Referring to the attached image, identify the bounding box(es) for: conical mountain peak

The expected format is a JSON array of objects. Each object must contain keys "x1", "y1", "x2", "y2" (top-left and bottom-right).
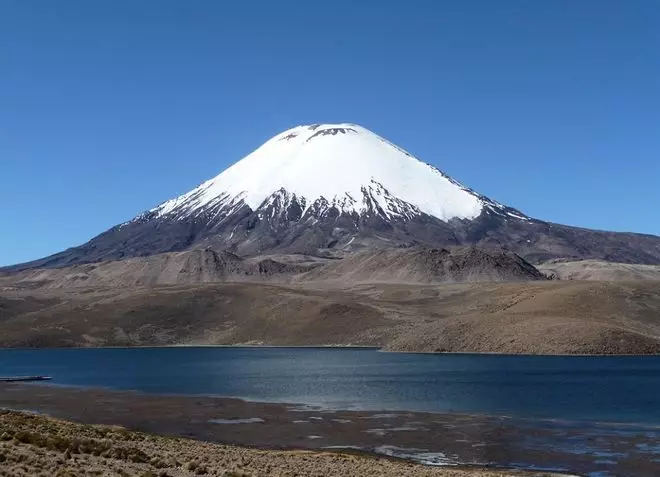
[
  {"x1": 10, "y1": 123, "x2": 660, "y2": 270},
  {"x1": 150, "y1": 123, "x2": 487, "y2": 222}
]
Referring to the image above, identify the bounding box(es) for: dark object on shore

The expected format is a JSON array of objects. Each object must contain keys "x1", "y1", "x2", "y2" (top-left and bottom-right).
[{"x1": 0, "y1": 376, "x2": 52, "y2": 382}]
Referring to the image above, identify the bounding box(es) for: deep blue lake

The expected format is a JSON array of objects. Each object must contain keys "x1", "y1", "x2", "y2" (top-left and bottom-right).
[{"x1": 1, "y1": 347, "x2": 659, "y2": 424}]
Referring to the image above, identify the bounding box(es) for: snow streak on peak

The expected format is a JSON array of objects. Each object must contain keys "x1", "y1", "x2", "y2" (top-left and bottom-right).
[{"x1": 149, "y1": 123, "x2": 487, "y2": 222}]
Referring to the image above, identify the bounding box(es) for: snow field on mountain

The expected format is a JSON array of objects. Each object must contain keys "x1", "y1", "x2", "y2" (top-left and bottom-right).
[{"x1": 152, "y1": 124, "x2": 484, "y2": 221}]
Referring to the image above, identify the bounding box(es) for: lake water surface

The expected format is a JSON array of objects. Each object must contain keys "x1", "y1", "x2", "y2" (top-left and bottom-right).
[{"x1": 1, "y1": 347, "x2": 659, "y2": 424}]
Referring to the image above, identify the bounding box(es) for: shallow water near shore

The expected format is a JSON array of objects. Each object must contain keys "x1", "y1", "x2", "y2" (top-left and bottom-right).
[{"x1": 1, "y1": 347, "x2": 660, "y2": 476}]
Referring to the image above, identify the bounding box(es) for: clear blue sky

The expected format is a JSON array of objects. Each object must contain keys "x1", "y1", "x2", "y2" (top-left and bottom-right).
[{"x1": 1, "y1": 0, "x2": 659, "y2": 266}]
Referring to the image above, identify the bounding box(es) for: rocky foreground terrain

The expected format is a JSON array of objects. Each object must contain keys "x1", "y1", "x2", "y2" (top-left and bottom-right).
[{"x1": 0, "y1": 410, "x2": 556, "y2": 477}]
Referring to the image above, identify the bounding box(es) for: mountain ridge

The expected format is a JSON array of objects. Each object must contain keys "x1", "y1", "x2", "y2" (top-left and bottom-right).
[
  {"x1": 296, "y1": 246, "x2": 547, "y2": 284},
  {"x1": 6, "y1": 123, "x2": 660, "y2": 270},
  {"x1": 1, "y1": 246, "x2": 548, "y2": 290}
]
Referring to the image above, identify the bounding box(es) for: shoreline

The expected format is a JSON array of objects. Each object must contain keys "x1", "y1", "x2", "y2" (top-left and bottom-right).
[
  {"x1": 1, "y1": 383, "x2": 658, "y2": 476},
  {"x1": 14, "y1": 380, "x2": 659, "y2": 429},
  {"x1": 2, "y1": 344, "x2": 659, "y2": 357},
  {"x1": 0, "y1": 409, "x2": 571, "y2": 477}
]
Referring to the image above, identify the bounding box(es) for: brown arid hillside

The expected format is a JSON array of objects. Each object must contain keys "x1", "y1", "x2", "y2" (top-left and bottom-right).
[
  {"x1": 1, "y1": 245, "x2": 659, "y2": 354},
  {"x1": 538, "y1": 259, "x2": 660, "y2": 281},
  {"x1": 296, "y1": 246, "x2": 547, "y2": 284},
  {"x1": 3, "y1": 248, "x2": 315, "y2": 290},
  {"x1": 376, "y1": 280, "x2": 660, "y2": 354},
  {"x1": 0, "y1": 278, "x2": 659, "y2": 354},
  {"x1": 2, "y1": 246, "x2": 544, "y2": 291}
]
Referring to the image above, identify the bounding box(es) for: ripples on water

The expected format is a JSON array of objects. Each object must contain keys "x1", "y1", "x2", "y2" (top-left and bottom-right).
[{"x1": 1, "y1": 347, "x2": 659, "y2": 423}]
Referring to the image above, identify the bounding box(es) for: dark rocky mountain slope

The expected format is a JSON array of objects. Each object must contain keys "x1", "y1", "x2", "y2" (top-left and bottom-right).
[{"x1": 5, "y1": 123, "x2": 660, "y2": 271}]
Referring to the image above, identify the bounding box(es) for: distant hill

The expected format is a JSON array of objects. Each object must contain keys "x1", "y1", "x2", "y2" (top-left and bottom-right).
[
  {"x1": 3, "y1": 246, "x2": 548, "y2": 290},
  {"x1": 539, "y1": 259, "x2": 660, "y2": 281},
  {"x1": 4, "y1": 249, "x2": 313, "y2": 289},
  {"x1": 297, "y1": 246, "x2": 547, "y2": 284},
  {"x1": 1, "y1": 280, "x2": 659, "y2": 355}
]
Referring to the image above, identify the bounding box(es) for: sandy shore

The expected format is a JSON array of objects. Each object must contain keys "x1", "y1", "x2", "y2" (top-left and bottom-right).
[{"x1": 0, "y1": 410, "x2": 556, "y2": 477}]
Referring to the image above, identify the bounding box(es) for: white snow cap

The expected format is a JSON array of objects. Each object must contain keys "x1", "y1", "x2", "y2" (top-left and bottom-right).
[{"x1": 152, "y1": 123, "x2": 485, "y2": 221}]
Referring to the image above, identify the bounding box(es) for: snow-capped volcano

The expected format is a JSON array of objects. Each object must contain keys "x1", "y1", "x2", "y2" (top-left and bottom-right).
[
  {"x1": 10, "y1": 123, "x2": 660, "y2": 271},
  {"x1": 148, "y1": 123, "x2": 502, "y2": 224}
]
